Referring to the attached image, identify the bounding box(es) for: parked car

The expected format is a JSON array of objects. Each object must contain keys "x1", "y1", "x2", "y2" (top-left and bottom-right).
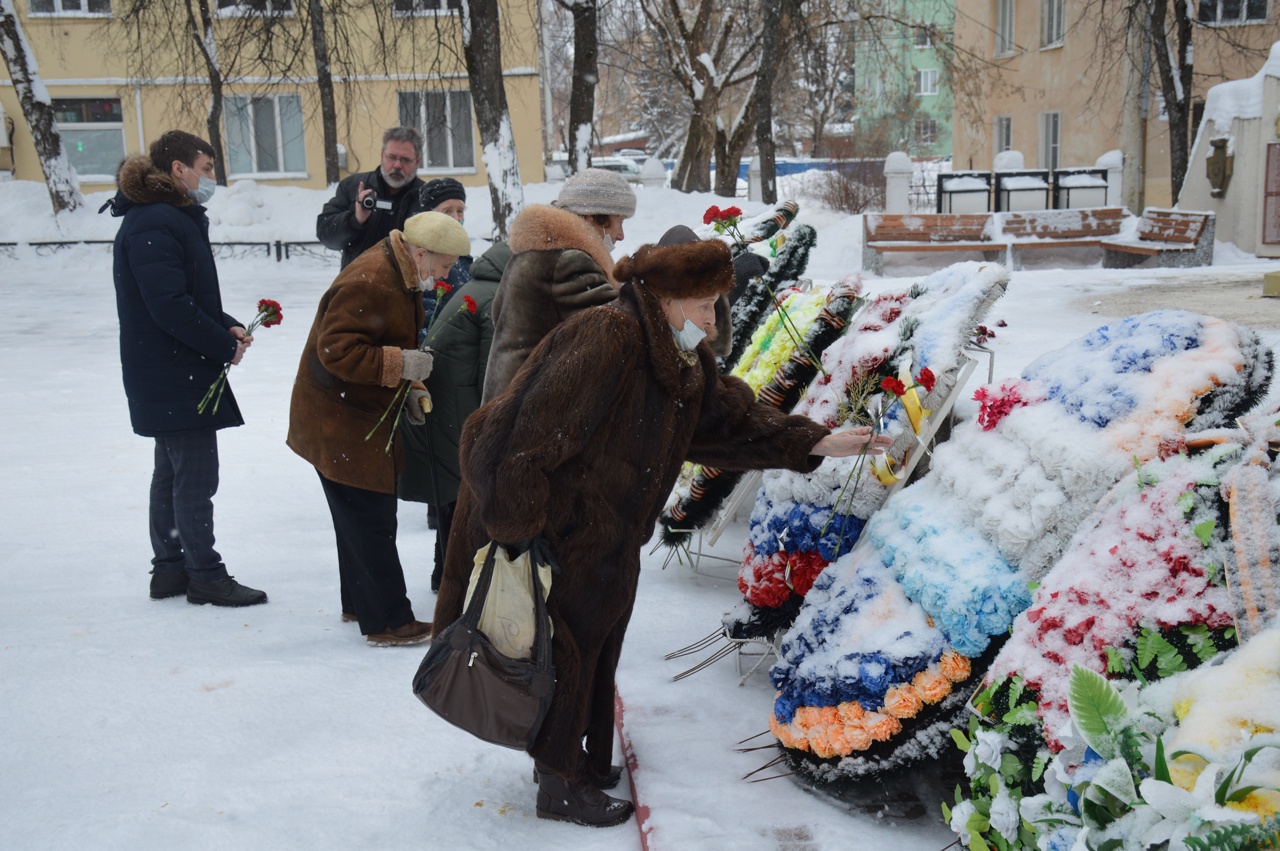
[{"x1": 592, "y1": 156, "x2": 642, "y2": 181}]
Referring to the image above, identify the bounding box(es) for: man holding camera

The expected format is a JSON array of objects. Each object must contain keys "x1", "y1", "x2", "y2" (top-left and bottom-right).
[{"x1": 317, "y1": 127, "x2": 429, "y2": 269}]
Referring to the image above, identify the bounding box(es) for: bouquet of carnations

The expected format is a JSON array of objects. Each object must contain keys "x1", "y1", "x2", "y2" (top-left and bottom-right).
[{"x1": 198, "y1": 298, "x2": 282, "y2": 415}]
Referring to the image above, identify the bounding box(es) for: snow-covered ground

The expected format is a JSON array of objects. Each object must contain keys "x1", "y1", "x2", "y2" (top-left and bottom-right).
[{"x1": 2, "y1": 176, "x2": 1279, "y2": 850}]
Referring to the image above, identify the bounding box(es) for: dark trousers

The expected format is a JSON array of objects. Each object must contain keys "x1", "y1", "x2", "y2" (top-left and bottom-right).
[
  {"x1": 432, "y1": 500, "x2": 456, "y2": 590},
  {"x1": 317, "y1": 472, "x2": 415, "y2": 635},
  {"x1": 150, "y1": 431, "x2": 227, "y2": 582}
]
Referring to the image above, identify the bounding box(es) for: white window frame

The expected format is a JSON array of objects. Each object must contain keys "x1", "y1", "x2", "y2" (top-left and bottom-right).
[
  {"x1": 52, "y1": 97, "x2": 125, "y2": 180},
  {"x1": 28, "y1": 0, "x2": 111, "y2": 16},
  {"x1": 994, "y1": 115, "x2": 1013, "y2": 154},
  {"x1": 1041, "y1": 0, "x2": 1065, "y2": 46},
  {"x1": 995, "y1": 0, "x2": 1016, "y2": 56},
  {"x1": 914, "y1": 25, "x2": 933, "y2": 48},
  {"x1": 224, "y1": 93, "x2": 308, "y2": 178},
  {"x1": 915, "y1": 68, "x2": 939, "y2": 96},
  {"x1": 398, "y1": 89, "x2": 477, "y2": 173},
  {"x1": 215, "y1": 0, "x2": 293, "y2": 16},
  {"x1": 1039, "y1": 111, "x2": 1061, "y2": 172},
  {"x1": 915, "y1": 116, "x2": 939, "y2": 146},
  {"x1": 1197, "y1": 0, "x2": 1268, "y2": 25},
  {"x1": 392, "y1": 0, "x2": 460, "y2": 17}
]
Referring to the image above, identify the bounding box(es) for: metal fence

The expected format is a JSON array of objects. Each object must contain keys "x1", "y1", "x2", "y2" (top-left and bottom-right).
[{"x1": 0, "y1": 240, "x2": 338, "y2": 263}]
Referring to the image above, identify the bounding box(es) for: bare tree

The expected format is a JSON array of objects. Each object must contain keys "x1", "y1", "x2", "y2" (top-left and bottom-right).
[
  {"x1": 638, "y1": 0, "x2": 761, "y2": 194},
  {"x1": 0, "y1": 0, "x2": 81, "y2": 211},
  {"x1": 459, "y1": 0, "x2": 525, "y2": 238},
  {"x1": 305, "y1": 0, "x2": 340, "y2": 185},
  {"x1": 551, "y1": 0, "x2": 598, "y2": 173},
  {"x1": 113, "y1": 0, "x2": 293, "y2": 184}
]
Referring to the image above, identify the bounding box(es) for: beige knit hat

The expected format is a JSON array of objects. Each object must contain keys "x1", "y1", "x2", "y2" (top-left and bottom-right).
[
  {"x1": 554, "y1": 167, "x2": 637, "y2": 218},
  {"x1": 402, "y1": 211, "x2": 470, "y2": 256}
]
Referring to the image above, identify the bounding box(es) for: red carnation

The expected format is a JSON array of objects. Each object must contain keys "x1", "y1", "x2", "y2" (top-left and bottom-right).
[
  {"x1": 880, "y1": 376, "x2": 907, "y2": 397},
  {"x1": 720, "y1": 205, "x2": 743, "y2": 220},
  {"x1": 917, "y1": 367, "x2": 936, "y2": 393},
  {"x1": 703, "y1": 205, "x2": 721, "y2": 225},
  {"x1": 256, "y1": 298, "x2": 283, "y2": 327},
  {"x1": 463, "y1": 295, "x2": 477, "y2": 314},
  {"x1": 435, "y1": 281, "x2": 452, "y2": 296}
]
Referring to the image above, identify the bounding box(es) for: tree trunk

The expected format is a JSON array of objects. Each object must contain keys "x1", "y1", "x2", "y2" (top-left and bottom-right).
[
  {"x1": 186, "y1": 0, "x2": 228, "y2": 184},
  {"x1": 565, "y1": 0, "x2": 598, "y2": 174},
  {"x1": 752, "y1": 0, "x2": 783, "y2": 203},
  {"x1": 714, "y1": 94, "x2": 757, "y2": 197},
  {"x1": 0, "y1": 0, "x2": 82, "y2": 212},
  {"x1": 673, "y1": 95, "x2": 715, "y2": 193},
  {"x1": 1149, "y1": 0, "x2": 1193, "y2": 202},
  {"x1": 309, "y1": 0, "x2": 341, "y2": 185},
  {"x1": 460, "y1": 0, "x2": 524, "y2": 240}
]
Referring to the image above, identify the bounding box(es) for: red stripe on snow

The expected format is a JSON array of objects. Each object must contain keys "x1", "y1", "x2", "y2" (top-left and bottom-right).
[{"x1": 615, "y1": 688, "x2": 653, "y2": 851}]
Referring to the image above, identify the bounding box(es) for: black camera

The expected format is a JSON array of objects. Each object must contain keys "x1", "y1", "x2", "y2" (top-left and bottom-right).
[{"x1": 361, "y1": 193, "x2": 393, "y2": 212}]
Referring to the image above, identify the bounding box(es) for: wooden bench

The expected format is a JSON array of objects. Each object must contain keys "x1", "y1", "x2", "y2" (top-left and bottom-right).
[
  {"x1": 862, "y1": 213, "x2": 1001, "y2": 275},
  {"x1": 999, "y1": 207, "x2": 1126, "y2": 270},
  {"x1": 1101, "y1": 208, "x2": 1215, "y2": 268}
]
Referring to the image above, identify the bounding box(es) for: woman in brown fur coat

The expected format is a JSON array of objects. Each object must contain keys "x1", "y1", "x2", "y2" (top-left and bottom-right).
[{"x1": 433, "y1": 239, "x2": 890, "y2": 827}]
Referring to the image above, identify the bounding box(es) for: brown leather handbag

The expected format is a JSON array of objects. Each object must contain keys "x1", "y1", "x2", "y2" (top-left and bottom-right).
[{"x1": 412, "y1": 541, "x2": 556, "y2": 751}]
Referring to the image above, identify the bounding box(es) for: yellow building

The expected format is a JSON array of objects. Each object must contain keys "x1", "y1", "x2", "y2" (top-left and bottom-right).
[
  {"x1": 952, "y1": 0, "x2": 1278, "y2": 208},
  {"x1": 0, "y1": 0, "x2": 545, "y2": 192}
]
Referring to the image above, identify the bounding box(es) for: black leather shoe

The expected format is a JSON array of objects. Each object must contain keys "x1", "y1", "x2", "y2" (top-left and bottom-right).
[
  {"x1": 187, "y1": 576, "x2": 268, "y2": 607},
  {"x1": 536, "y1": 769, "x2": 633, "y2": 827},
  {"x1": 149, "y1": 570, "x2": 189, "y2": 600}
]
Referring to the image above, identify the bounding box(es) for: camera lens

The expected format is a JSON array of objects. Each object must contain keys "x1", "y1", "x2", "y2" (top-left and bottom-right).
[{"x1": 361, "y1": 195, "x2": 377, "y2": 210}]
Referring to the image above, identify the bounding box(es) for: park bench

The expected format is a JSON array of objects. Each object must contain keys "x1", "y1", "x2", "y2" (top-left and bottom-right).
[
  {"x1": 999, "y1": 207, "x2": 1127, "y2": 270},
  {"x1": 1101, "y1": 208, "x2": 1215, "y2": 268},
  {"x1": 862, "y1": 213, "x2": 1000, "y2": 275}
]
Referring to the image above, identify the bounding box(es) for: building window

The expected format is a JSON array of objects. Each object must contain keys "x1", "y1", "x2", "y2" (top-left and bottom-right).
[
  {"x1": 29, "y1": 0, "x2": 110, "y2": 14},
  {"x1": 216, "y1": 0, "x2": 292, "y2": 12},
  {"x1": 1039, "y1": 111, "x2": 1061, "y2": 172},
  {"x1": 398, "y1": 90, "x2": 475, "y2": 171},
  {"x1": 52, "y1": 97, "x2": 125, "y2": 177},
  {"x1": 393, "y1": 0, "x2": 460, "y2": 15},
  {"x1": 915, "y1": 68, "x2": 939, "y2": 96},
  {"x1": 996, "y1": 0, "x2": 1016, "y2": 55},
  {"x1": 1197, "y1": 0, "x2": 1268, "y2": 24},
  {"x1": 914, "y1": 25, "x2": 933, "y2": 48},
  {"x1": 1041, "y1": 0, "x2": 1065, "y2": 45},
  {"x1": 915, "y1": 116, "x2": 939, "y2": 146},
  {"x1": 995, "y1": 115, "x2": 1013, "y2": 153},
  {"x1": 224, "y1": 94, "x2": 306, "y2": 176}
]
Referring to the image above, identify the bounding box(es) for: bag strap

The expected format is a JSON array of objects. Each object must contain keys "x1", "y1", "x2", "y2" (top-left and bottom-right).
[
  {"x1": 460, "y1": 542, "x2": 499, "y2": 629},
  {"x1": 527, "y1": 539, "x2": 560, "y2": 674}
]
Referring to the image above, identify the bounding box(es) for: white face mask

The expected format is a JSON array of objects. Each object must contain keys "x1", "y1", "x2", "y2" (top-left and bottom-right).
[
  {"x1": 182, "y1": 166, "x2": 216, "y2": 204},
  {"x1": 671, "y1": 305, "x2": 707, "y2": 351},
  {"x1": 602, "y1": 233, "x2": 615, "y2": 253}
]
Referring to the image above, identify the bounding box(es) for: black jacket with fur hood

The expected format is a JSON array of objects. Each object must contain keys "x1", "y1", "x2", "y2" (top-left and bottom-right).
[{"x1": 104, "y1": 155, "x2": 244, "y2": 437}]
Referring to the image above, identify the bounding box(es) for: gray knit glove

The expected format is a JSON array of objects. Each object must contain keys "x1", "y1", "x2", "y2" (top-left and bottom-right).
[
  {"x1": 400, "y1": 349, "x2": 434, "y2": 382},
  {"x1": 405, "y1": 387, "x2": 431, "y2": 426}
]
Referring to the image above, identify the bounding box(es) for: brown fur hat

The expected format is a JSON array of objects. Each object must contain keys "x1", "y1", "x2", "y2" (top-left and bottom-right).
[{"x1": 613, "y1": 240, "x2": 734, "y2": 300}]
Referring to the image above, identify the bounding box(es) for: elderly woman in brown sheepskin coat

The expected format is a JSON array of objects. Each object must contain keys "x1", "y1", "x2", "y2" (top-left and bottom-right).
[{"x1": 433, "y1": 239, "x2": 891, "y2": 827}]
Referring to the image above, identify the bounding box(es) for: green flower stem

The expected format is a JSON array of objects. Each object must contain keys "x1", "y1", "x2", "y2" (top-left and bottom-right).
[{"x1": 364, "y1": 380, "x2": 411, "y2": 449}]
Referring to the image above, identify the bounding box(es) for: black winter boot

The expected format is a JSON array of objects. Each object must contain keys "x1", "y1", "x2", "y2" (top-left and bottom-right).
[
  {"x1": 535, "y1": 768, "x2": 633, "y2": 827},
  {"x1": 186, "y1": 576, "x2": 268, "y2": 607},
  {"x1": 149, "y1": 569, "x2": 189, "y2": 600}
]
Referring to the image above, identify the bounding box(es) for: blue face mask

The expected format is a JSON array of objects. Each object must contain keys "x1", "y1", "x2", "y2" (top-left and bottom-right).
[
  {"x1": 671, "y1": 305, "x2": 707, "y2": 352},
  {"x1": 187, "y1": 173, "x2": 216, "y2": 205}
]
